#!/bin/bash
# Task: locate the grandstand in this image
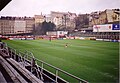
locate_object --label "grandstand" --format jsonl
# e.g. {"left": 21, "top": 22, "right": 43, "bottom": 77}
{"left": 71, "top": 24, "right": 119, "bottom": 41}
{"left": 0, "top": 1, "right": 119, "bottom": 82}
{"left": 71, "top": 32, "right": 119, "bottom": 40}
{"left": 0, "top": 41, "right": 88, "bottom": 83}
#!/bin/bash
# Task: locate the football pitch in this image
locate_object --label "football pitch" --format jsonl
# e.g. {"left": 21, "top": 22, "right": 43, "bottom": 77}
{"left": 3, "top": 39, "right": 119, "bottom": 83}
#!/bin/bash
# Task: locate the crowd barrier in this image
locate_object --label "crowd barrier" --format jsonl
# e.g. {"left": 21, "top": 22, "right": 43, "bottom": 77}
{"left": 0, "top": 42, "right": 88, "bottom": 83}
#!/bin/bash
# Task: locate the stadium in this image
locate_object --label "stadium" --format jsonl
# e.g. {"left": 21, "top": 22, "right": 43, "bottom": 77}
{"left": 0, "top": 25, "right": 119, "bottom": 82}
{"left": 1, "top": 39, "right": 119, "bottom": 82}
{"left": 0, "top": 0, "right": 119, "bottom": 83}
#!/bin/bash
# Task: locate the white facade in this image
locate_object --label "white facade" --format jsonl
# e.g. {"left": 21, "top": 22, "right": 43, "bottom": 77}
{"left": 53, "top": 17, "right": 63, "bottom": 26}
{"left": 51, "top": 11, "right": 76, "bottom": 28}
{"left": 45, "top": 14, "right": 52, "bottom": 22}
{"left": 14, "top": 20, "right": 26, "bottom": 33}
{"left": 106, "top": 9, "right": 120, "bottom": 23}
{"left": 106, "top": 10, "right": 114, "bottom": 23}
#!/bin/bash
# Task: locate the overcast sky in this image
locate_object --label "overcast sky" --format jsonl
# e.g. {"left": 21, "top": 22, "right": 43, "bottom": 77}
{"left": 0, "top": 0, "right": 120, "bottom": 17}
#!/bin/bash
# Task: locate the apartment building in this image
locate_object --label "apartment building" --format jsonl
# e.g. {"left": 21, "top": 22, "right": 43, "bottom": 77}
{"left": 45, "top": 14, "right": 52, "bottom": 22}
{"left": 0, "top": 16, "right": 35, "bottom": 35}
{"left": 51, "top": 11, "right": 64, "bottom": 26}
{"left": 106, "top": 9, "right": 120, "bottom": 23}
{"left": 14, "top": 17, "right": 26, "bottom": 34}
{"left": 24, "top": 17, "right": 35, "bottom": 33}
{"left": 34, "top": 15, "right": 45, "bottom": 27}
{"left": 0, "top": 17, "right": 14, "bottom": 34}
{"left": 67, "top": 12, "right": 76, "bottom": 29}
{"left": 89, "top": 11, "right": 101, "bottom": 26}
{"left": 99, "top": 11, "right": 107, "bottom": 24}
{"left": 51, "top": 11, "right": 76, "bottom": 30}
{"left": 89, "top": 9, "right": 120, "bottom": 26}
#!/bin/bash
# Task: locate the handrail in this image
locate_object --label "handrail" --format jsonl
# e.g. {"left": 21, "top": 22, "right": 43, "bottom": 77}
{"left": 35, "top": 58, "right": 88, "bottom": 83}
{"left": 17, "top": 49, "right": 88, "bottom": 82}
{"left": 2, "top": 44, "right": 88, "bottom": 83}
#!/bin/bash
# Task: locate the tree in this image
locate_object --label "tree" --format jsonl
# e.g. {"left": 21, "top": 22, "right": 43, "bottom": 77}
{"left": 33, "top": 21, "right": 56, "bottom": 35}
{"left": 33, "top": 23, "right": 42, "bottom": 35}
{"left": 75, "top": 14, "right": 89, "bottom": 29}
{"left": 48, "top": 21, "right": 56, "bottom": 31}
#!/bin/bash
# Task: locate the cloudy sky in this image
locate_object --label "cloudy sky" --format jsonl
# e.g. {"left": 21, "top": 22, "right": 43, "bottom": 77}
{"left": 0, "top": 0, "right": 120, "bottom": 16}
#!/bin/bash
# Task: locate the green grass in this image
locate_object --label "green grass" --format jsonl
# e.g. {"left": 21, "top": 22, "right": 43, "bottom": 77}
{"left": 3, "top": 39, "right": 119, "bottom": 83}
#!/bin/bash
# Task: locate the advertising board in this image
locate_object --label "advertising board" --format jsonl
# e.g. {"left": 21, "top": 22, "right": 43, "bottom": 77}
{"left": 93, "top": 24, "right": 120, "bottom": 32}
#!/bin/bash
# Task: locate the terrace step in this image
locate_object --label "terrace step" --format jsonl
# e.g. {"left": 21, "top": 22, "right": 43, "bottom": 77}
{"left": 0, "top": 56, "right": 27, "bottom": 83}
{"left": 0, "top": 69, "right": 7, "bottom": 82}
{"left": 7, "top": 58, "right": 43, "bottom": 83}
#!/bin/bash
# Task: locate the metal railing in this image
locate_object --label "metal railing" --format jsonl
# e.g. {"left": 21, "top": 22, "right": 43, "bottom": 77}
{"left": 0, "top": 42, "right": 88, "bottom": 83}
